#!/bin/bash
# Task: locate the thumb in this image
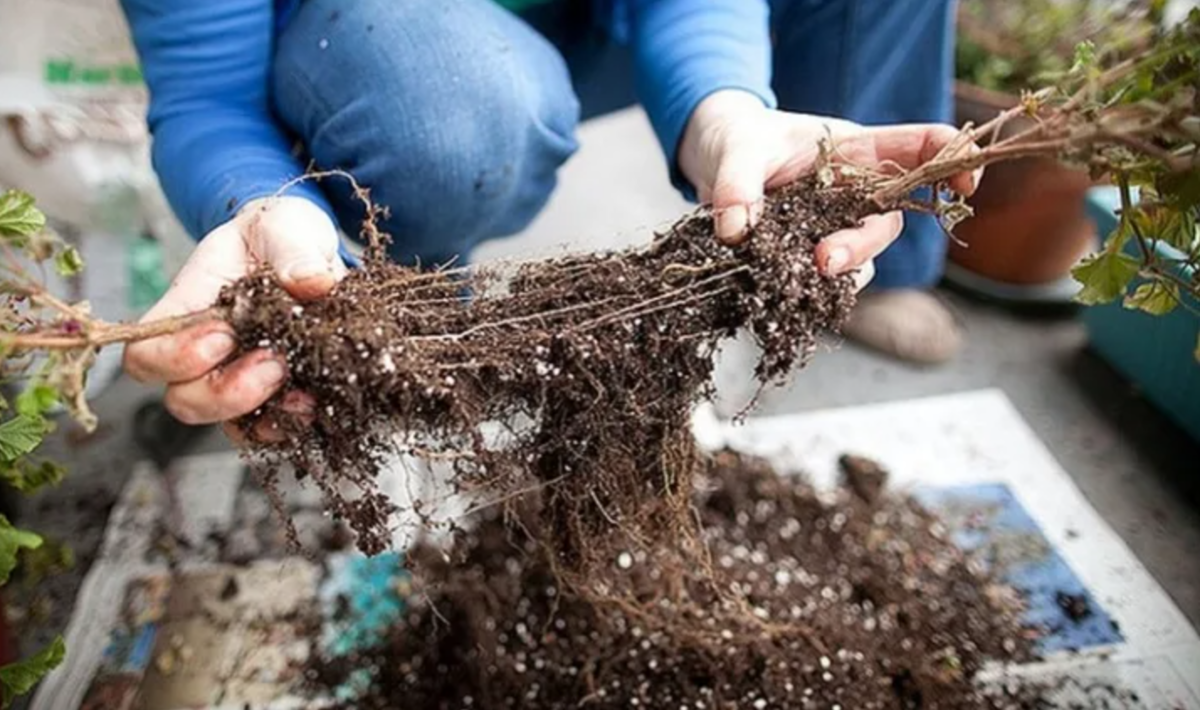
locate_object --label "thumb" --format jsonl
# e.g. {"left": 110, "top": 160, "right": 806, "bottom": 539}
{"left": 246, "top": 197, "right": 347, "bottom": 301}
{"left": 711, "top": 144, "right": 768, "bottom": 246}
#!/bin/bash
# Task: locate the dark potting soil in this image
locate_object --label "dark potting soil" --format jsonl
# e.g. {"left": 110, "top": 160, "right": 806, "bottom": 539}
{"left": 308, "top": 452, "right": 1049, "bottom": 710}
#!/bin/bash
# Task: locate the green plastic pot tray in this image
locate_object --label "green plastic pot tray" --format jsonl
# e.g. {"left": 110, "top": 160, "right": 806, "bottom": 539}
{"left": 1082, "top": 186, "right": 1200, "bottom": 443}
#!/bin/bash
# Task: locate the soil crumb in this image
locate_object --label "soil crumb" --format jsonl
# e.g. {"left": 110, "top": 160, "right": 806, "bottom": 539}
{"left": 1055, "top": 592, "right": 1093, "bottom": 623}
{"left": 839, "top": 453, "right": 890, "bottom": 504}
{"left": 308, "top": 451, "right": 1048, "bottom": 710}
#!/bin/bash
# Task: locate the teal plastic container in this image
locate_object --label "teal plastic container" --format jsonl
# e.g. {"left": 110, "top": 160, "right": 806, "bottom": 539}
{"left": 1081, "top": 187, "right": 1200, "bottom": 442}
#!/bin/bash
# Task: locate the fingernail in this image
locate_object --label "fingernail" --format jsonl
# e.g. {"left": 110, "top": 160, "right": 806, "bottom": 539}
{"left": 824, "top": 247, "right": 852, "bottom": 275}
{"left": 716, "top": 206, "right": 749, "bottom": 245}
{"left": 254, "top": 358, "right": 287, "bottom": 388}
{"left": 282, "top": 259, "right": 331, "bottom": 283}
{"left": 198, "top": 332, "right": 236, "bottom": 364}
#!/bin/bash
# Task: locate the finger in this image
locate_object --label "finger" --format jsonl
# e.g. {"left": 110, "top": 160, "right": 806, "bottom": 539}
{"left": 124, "top": 323, "right": 238, "bottom": 385}
{"left": 251, "top": 418, "right": 290, "bottom": 443}
{"left": 221, "top": 391, "right": 315, "bottom": 444}
{"left": 815, "top": 212, "right": 904, "bottom": 276}
{"left": 124, "top": 221, "right": 248, "bottom": 383}
{"left": 846, "top": 124, "right": 983, "bottom": 196}
{"left": 222, "top": 419, "right": 298, "bottom": 447}
{"left": 248, "top": 198, "right": 347, "bottom": 300}
{"left": 164, "top": 351, "right": 287, "bottom": 425}
{"left": 710, "top": 142, "right": 769, "bottom": 246}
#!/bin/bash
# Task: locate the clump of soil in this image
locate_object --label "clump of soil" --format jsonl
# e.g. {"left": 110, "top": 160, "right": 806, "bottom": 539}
{"left": 223, "top": 176, "right": 862, "bottom": 579}
{"left": 1055, "top": 592, "right": 1092, "bottom": 623}
{"left": 308, "top": 451, "right": 1043, "bottom": 709}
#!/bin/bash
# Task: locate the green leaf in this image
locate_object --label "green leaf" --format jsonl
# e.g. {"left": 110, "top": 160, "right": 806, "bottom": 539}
{"left": 0, "top": 415, "right": 48, "bottom": 463}
{"left": 0, "top": 191, "right": 46, "bottom": 240}
{"left": 0, "top": 515, "right": 42, "bottom": 585}
{"left": 53, "top": 246, "right": 84, "bottom": 277}
{"left": 0, "top": 459, "right": 65, "bottom": 494}
{"left": 1070, "top": 40, "right": 1097, "bottom": 74}
{"left": 15, "top": 385, "right": 58, "bottom": 419}
{"left": 1072, "top": 251, "right": 1141, "bottom": 305}
{"left": 1124, "top": 280, "right": 1179, "bottom": 316}
{"left": 1195, "top": 331, "right": 1200, "bottom": 363}
{"left": 0, "top": 637, "right": 65, "bottom": 707}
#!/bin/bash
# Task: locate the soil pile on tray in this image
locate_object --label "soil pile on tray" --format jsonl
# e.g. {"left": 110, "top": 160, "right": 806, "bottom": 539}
{"left": 223, "top": 176, "right": 862, "bottom": 577}
{"left": 309, "top": 451, "right": 1044, "bottom": 709}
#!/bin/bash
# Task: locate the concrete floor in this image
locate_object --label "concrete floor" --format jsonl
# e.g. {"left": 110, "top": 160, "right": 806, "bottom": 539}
{"left": 21, "top": 108, "right": 1200, "bottom": 659}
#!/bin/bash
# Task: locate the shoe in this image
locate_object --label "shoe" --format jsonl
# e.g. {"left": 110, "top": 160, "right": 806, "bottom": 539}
{"left": 842, "top": 290, "right": 962, "bottom": 365}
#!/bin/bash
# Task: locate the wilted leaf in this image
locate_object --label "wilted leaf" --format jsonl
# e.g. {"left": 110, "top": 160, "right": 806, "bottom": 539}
{"left": 936, "top": 195, "right": 975, "bottom": 232}
{"left": 0, "top": 459, "right": 65, "bottom": 494}
{"left": 18, "top": 537, "right": 74, "bottom": 588}
{"left": 0, "top": 515, "right": 42, "bottom": 585}
{"left": 1133, "top": 204, "right": 1196, "bottom": 254}
{"left": 0, "top": 637, "right": 65, "bottom": 707}
{"left": 1194, "top": 331, "right": 1200, "bottom": 363}
{"left": 53, "top": 246, "right": 84, "bottom": 277}
{"left": 0, "top": 415, "right": 48, "bottom": 462}
{"left": 0, "top": 191, "right": 46, "bottom": 240}
{"left": 1124, "top": 280, "right": 1179, "bottom": 315}
{"left": 1072, "top": 250, "right": 1140, "bottom": 305}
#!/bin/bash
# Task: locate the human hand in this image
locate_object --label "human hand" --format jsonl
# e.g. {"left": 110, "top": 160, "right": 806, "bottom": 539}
{"left": 123, "top": 196, "right": 346, "bottom": 442}
{"left": 678, "top": 90, "right": 982, "bottom": 289}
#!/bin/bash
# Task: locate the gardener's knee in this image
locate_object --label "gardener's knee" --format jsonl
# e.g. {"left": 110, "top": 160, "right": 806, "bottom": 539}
{"left": 273, "top": 0, "right": 580, "bottom": 265}
{"left": 373, "top": 63, "right": 580, "bottom": 264}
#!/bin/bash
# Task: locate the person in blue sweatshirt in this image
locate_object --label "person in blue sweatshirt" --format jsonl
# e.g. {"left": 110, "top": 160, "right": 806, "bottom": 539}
{"left": 121, "top": 0, "right": 978, "bottom": 438}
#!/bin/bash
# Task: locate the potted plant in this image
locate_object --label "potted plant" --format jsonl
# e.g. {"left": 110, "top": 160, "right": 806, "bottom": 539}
{"left": 1080, "top": 182, "right": 1200, "bottom": 442}
{"left": 949, "top": 0, "right": 1162, "bottom": 301}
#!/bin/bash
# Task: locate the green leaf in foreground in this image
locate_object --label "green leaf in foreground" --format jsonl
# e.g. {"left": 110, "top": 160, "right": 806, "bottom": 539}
{"left": 1072, "top": 250, "right": 1141, "bottom": 305}
{"left": 15, "top": 385, "right": 58, "bottom": 419}
{"left": 0, "top": 459, "right": 65, "bottom": 494}
{"left": 0, "top": 637, "right": 65, "bottom": 707}
{"left": 0, "top": 415, "right": 48, "bottom": 462}
{"left": 1124, "top": 280, "right": 1179, "bottom": 316}
{"left": 0, "top": 191, "right": 46, "bottom": 240}
{"left": 0, "top": 515, "right": 42, "bottom": 585}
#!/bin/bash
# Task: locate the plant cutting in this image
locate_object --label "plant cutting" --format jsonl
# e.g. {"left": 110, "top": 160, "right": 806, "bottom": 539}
{"left": 0, "top": 13, "right": 1197, "bottom": 708}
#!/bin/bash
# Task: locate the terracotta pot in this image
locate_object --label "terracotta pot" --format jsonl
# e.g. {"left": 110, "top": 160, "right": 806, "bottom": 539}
{"left": 949, "top": 81, "right": 1097, "bottom": 286}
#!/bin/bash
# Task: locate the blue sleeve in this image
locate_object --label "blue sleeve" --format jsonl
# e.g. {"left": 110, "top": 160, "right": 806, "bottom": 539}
{"left": 623, "top": 0, "right": 778, "bottom": 199}
{"left": 120, "top": 1, "right": 331, "bottom": 239}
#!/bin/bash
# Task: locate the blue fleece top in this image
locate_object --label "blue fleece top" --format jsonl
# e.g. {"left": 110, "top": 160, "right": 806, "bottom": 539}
{"left": 119, "top": 0, "right": 776, "bottom": 240}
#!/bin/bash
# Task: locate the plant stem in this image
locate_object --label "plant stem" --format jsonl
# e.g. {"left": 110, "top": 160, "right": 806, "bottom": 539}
{"left": 1117, "top": 175, "right": 1153, "bottom": 263}
{"left": 1, "top": 308, "right": 224, "bottom": 352}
